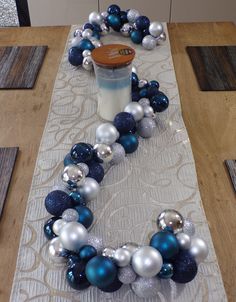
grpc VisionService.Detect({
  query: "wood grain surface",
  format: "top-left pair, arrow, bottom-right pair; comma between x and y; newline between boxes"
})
0,46 -> 47,89
225,160 -> 236,193
0,147 -> 18,217
187,45 -> 236,91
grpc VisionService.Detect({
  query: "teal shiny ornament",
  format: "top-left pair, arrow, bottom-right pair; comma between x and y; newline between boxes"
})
78,38 -> 95,51
158,263 -> 174,279
74,205 -> 94,229
117,134 -> 139,154
107,14 -> 121,31
130,30 -> 143,44
79,245 -> 97,262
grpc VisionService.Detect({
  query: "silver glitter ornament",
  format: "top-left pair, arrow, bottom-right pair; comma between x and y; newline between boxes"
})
132,66 -> 138,74
124,102 -> 144,122
100,23 -> 110,35
183,219 -> 195,236
62,208 -> 79,222
102,247 -> 116,259
114,248 -> 132,267
176,232 -> 191,250
87,234 -> 104,253
101,11 -> 108,19
189,237 -> 209,263
157,209 -> 184,234
82,28 -> 93,39
48,237 -> 67,263
127,9 -> 140,23
139,98 -> 150,107
142,35 -> 156,50
138,79 -> 148,88
82,56 -> 93,71
118,265 -> 137,284
88,11 -> 103,25
131,276 -> 161,298
143,105 -> 155,118
77,162 -> 89,176
74,28 -> 83,37
122,242 -> 140,255
78,177 -> 100,201
95,123 -> 119,145
110,143 -> 126,165
156,32 -> 166,45
59,221 -> 88,252
71,36 -> 82,48
93,143 -> 113,163
131,246 -> 163,277
137,117 -> 156,138
149,21 -> 164,38
52,219 -> 67,236
120,23 -> 133,37
62,164 -> 85,187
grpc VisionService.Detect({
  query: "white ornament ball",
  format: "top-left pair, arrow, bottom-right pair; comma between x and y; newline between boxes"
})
137,117 -> 156,138
127,9 -> 140,23
82,56 -> 93,71
124,102 -> 144,122
62,208 -> 79,222
52,219 -> 67,236
183,219 -> 195,236
149,21 -> 163,38
96,123 -> 119,145
93,143 -> 113,163
82,49 -> 92,58
189,237 -> 209,263
48,237 -> 67,263
82,28 -> 93,39
131,276 -> 161,298
118,265 -> 137,284
89,11 -> 103,25
78,177 -> 100,201
176,232 -> 191,250
110,143 -> 126,165
142,35 -> 156,50
114,248 -> 132,267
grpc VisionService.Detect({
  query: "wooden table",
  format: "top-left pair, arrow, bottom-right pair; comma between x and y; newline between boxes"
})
0,23 -> 235,302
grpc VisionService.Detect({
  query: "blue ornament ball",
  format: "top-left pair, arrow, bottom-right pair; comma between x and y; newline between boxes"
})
88,161 -> 104,183
67,253 -> 81,268
130,30 -> 143,44
120,11 -> 128,24
64,153 -> 77,166
150,231 -> 179,260
132,90 -> 141,102
113,112 -> 136,134
69,191 -> 86,206
68,47 -> 83,67
85,256 -> 118,287
171,251 -> 198,283
139,88 -> 148,98
70,142 -> 93,163
118,134 -> 139,154
158,263 -> 174,279
78,38 -> 95,51
93,24 -> 102,33
98,276 -> 122,292
143,28 -> 150,36
107,14 -> 121,31
107,4 -> 121,15
83,22 -> 94,30
74,205 -> 94,229
92,31 -> 100,40
135,16 -> 150,30
131,72 -> 139,87
147,85 -> 159,98
66,261 -> 91,290
44,217 -> 59,240
150,93 -> 169,112
45,190 -> 73,216
149,80 -> 160,89
79,245 -> 97,262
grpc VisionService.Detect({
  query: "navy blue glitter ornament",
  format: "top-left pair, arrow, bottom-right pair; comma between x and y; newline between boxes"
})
135,16 -> 150,30
79,245 -> 97,262
113,112 -> 136,134
66,261 -> 91,290
171,251 -> 198,284
130,30 -> 143,44
64,153 -> 77,166
120,11 -> 128,24
83,23 -> 94,30
68,47 -> 83,67
45,190 -> 73,216
132,90 -> 141,102
44,217 -> 59,240
107,4 -> 121,15
158,263 -> 174,279
78,38 -> 95,51
69,191 -> 86,206
70,142 -> 93,163
74,205 -> 94,229
118,134 -> 139,154
131,72 -> 139,87
150,93 -> 169,112
98,276 -> 122,292
107,14 -> 121,31
87,161 -> 104,183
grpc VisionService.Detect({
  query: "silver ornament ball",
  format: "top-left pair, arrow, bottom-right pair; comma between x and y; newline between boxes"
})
52,219 -> 67,236
82,49 -> 92,58
91,39 -> 103,48
118,265 -> 137,284
95,123 -> 119,145
62,164 -> 85,187
114,248 -> 132,267
82,56 -> 93,71
120,23 -> 133,37
183,218 -> 195,236
138,79 -> 148,88
93,143 -> 113,163
73,28 -> 83,37
62,208 -> 79,222
124,102 -> 144,122
176,232 -> 191,250
88,11 -> 103,25
156,32 -> 166,45
82,28 -> 93,39
100,23 -> 110,35
87,234 -> 104,253
137,117 -> 156,138
110,143 -> 126,165
101,11 -> 108,19
122,242 -> 140,255
127,9 -> 140,23
131,276 -> 161,298
143,105 -> 155,118
157,209 -> 184,233
142,35 -> 156,50
189,237 -> 209,263
71,36 -> 82,48
77,162 -> 89,176
102,247 -> 116,259
48,237 -> 67,263
78,177 -> 100,201
149,21 -> 164,38
139,98 -> 150,107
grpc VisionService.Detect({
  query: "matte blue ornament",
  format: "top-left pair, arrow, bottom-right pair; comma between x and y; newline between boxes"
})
150,231 -> 179,260
149,80 -> 160,89
113,112 -> 136,134
107,14 -> 121,31
135,16 -> 150,30
45,190 -> 73,216
83,22 -> 94,30
88,161 -> 104,183
120,11 -> 128,24
64,153 -> 77,166
67,253 -> 81,268
107,4 -> 121,15
147,85 -> 159,98
150,93 -> 169,112
158,263 -> 174,279
171,251 -> 198,283
66,261 -> 91,290
74,205 -> 94,229
98,276 -> 122,292
132,90 -> 141,102
139,88 -> 148,98
43,217 -> 59,240
79,245 -> 97,262
68,47 -> 83,67
78,38 -> 95,51
131,72 -> 139,87
69,191 -> 86,206
118,134 -> 139,154
130,30 -> 143,44
85,256 -> 118,287
70,142 -> 93,163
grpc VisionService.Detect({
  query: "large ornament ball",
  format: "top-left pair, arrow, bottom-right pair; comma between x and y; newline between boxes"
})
189,237 -> 209,263
127,9 -> 140,23
62,208 -> 79,222
52,219 -> 67,235
68,47 -> 83,67
107,4 -> 121,15
66,261 -> 91,290
82,56 -> 93,71
151,92 -> 169,112
120,23 -> 133,37
59,221 -> 88,252
74,205 -> 94,229
158,262 -> 174,279
70,142 -> 93,163
89,11 -> 103,25
176,232 -> 191,250
87,161 -> 104,183
137,117 -> 156,138
121,242 -> 140,254
78,38 -> 95,51
118,265 -> 137,284
157,209 -> 184,234
98,277 -> 122,292
183,219 -> 195,237
131,276 -> 161,298
93,143 -> 113,163
113,248 -> 132,267
78,177 -> 100,201
48,237 -> 68,263
107,14 -> 121,31
79,245 -> 97,262
110,143 -> 126,165
102,247 -> 116,259
130,30 -> 143,44
124,102 -> 144,121
62,164 -> 85,187
45,190 -> 73,216
149,21 -> 163,38
135,16 -> 150,30
118,134 -> 139,154
96,123 -> 119,145
150,231 -> 180,260
85,256 -> 118,287
142,35 -> 156,50
44,217 -> 60,240
131,246 -> 163,277
171,250 -> 198,283
87,235 -> 104,253
113,112 -> 136,134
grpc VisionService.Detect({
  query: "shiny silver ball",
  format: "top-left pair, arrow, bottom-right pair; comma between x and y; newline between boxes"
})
102,247 -> 116,259
91,39 -> 103,48
121,242 -> 140,255
118,265 -> 137,284
101,11 -> 108,19
82,28 -> 93,39
139,98 -> 150,107
78,177 -> 100,201
71,36 -> 82,48
132,246 -> 163,277
124,102 -> 144,122
73,28 -> 83,37
62,208 -> 79,222
142,35 -> 156,50
48,237 -> 67,263
88,11 -> 103,25
176,232 -> 191,250
95,123 -> 119,145
156,32 -> 166,45
114,248 -> 132,267
93,143 -> 113,163
52,219 -> 67,236
87,234 -> 104,253
131,276 -> 161,298
100,23 -> 110,35
157,209 -> 184,234
143,105 -> 155,118
137,117 -> 156,138
61,164 -> 85,187
149,21 -> 164,38
138,79 -> 148,89
82,56 -> 93,71
183,219 -> 195,236
127,9 -> 140,23
59,221 -> 88,252
77,163 -> 89,176
189,237 -> 209,263
82,49 -> 91,58
110,143 -> 126,165
120,23 -> 133,37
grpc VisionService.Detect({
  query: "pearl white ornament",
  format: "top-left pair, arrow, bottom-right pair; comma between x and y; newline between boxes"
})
95,123 -> 119,145
131,246 -> 163,277
143,105 -> 155,118
137,117 -> 156,138
176,232 -> 191,250
62,164 -> 85,187
71,36 -> 82,48
149,21 -> 163,38
131,276 -> 161,298
127,9 -> 140,23
82,28 -> 93,39
118,265 -> 137,284
77,163 -> 89,176
52,219 -> 67,236
88,11 -> 103,25
156,32 -> 166,45
59,221 -> 88,252
183,219 -> 195,236
62,208 -> 79,222
101,11 -> 108,19
120,23 -> 133,37
48,237 -> 67,263
110,143 -> 125,165
100,23 -> 110,35
132,66 -> 138,74
78,177 -> 100,201
102,247 -> 116,259
189,237 -> 209,263
138,79 -> 148,88
114,248 -> 132,267
82,56 -> 93,71
139,98 -> 150,107
93,143 -> 113,163
157,209 -> 184,233
87,234 -> 104,253
142,35 -> 156,50
124,102 -> 144,122
122,242 -> 140,255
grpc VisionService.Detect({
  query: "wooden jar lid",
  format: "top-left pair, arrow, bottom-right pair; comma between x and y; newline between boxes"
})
91,44 -> 135,68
